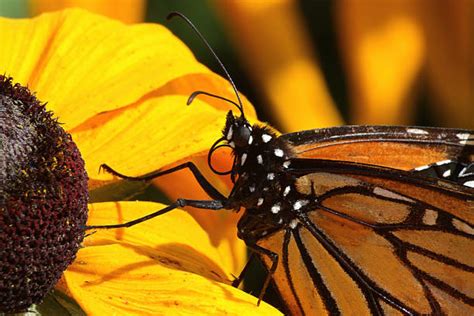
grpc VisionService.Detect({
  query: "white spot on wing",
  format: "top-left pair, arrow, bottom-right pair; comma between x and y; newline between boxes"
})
459,166 -> 474,177
422,209 -> 438,226
274,148 -> 284,157
464,180 -> 474,188
257,198 -> 264,206
436,159 -> 452,166
456,133 -> 474,145
373,187 -> 414,202
257,155 -> 263,165
283,161 -> 291,169
249,185 -> 255,193
267,173 -> 275,180
442,169 -> 451,178
452,218 -> 474,235
283,186 -> 291,197
262,134 -> 272,143
407,128 -> 429,135
229,141 -> 235,148
415,165 -> 430,171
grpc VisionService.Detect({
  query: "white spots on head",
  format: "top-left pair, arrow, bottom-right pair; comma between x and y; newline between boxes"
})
283,186 -> 291,197
226,126 -> 233,140
249,185 -> 255,193
407,128 -> 429,135
262,134 -> 272,143
257,198 -> 264,206
422,209 -> 438,226
283,161 -> 291,169
289,219 -> 299,229
267,173 -> 275,180
271,204 -> 281,214
274,148 -> 284,157
241,153 -> 247,166
415,164 -> 430,171
257,155 -> 263,165
228,141 -> 235,148
248,135 -> 253,145
373,187 -> 414,202
464,180 -> 474,188
436,159 -> 452,166
452,218 -> 474,235
442,169 -> 451,178
293,200 -> 309,210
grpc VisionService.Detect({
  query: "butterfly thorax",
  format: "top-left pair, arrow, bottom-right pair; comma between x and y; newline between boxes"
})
220,112 -> 317,241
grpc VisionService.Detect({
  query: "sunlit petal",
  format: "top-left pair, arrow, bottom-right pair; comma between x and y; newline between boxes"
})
0,8 -> 210,130
64,202 -> 280,315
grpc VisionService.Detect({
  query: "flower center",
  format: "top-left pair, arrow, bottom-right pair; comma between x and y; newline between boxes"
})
0,75 -> 89,313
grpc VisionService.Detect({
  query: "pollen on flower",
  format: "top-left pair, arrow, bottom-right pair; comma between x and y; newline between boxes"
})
0,75 -> 89,313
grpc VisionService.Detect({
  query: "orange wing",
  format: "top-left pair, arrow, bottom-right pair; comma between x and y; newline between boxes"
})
282,126 -> 473,170
257,161 -> 473,315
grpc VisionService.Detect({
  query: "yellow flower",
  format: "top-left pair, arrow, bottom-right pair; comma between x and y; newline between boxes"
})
0,8 -> 279,314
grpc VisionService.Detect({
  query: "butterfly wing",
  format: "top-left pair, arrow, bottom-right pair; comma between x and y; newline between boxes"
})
256,160 -> 473,315
281,126 -> 473,171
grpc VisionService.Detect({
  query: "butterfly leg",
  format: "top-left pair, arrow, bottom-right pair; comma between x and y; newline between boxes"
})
231,252 -> 257,288
100,162 -> 225,200
85,198 -> 225,230
244,243 -> 279,306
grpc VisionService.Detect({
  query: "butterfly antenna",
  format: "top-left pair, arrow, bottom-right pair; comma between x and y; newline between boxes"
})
167,12 -> 245,118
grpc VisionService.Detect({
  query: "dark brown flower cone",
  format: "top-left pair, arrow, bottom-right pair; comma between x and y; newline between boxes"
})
0,75 -> 89,313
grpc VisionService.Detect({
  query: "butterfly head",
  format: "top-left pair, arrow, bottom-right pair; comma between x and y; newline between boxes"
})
223,110 -> 253,149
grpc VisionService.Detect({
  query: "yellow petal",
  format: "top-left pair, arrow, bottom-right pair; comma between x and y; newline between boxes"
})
72,95 -> 230,183
0,9 -> 210,130
64,202 -> 280,315
30,0 -> 146,24
336,0 -> 425,124
214,0 -> 342,132
420,1 -> 474,128
0,12 -> 60,85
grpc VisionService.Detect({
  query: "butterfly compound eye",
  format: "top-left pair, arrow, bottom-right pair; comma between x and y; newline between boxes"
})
234,125 -> 251,147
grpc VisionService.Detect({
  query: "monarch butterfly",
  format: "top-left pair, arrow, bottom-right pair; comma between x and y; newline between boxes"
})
88,12 -> 474,315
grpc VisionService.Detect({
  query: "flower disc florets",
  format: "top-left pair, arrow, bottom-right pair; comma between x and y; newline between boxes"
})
0,75 -> 89,313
